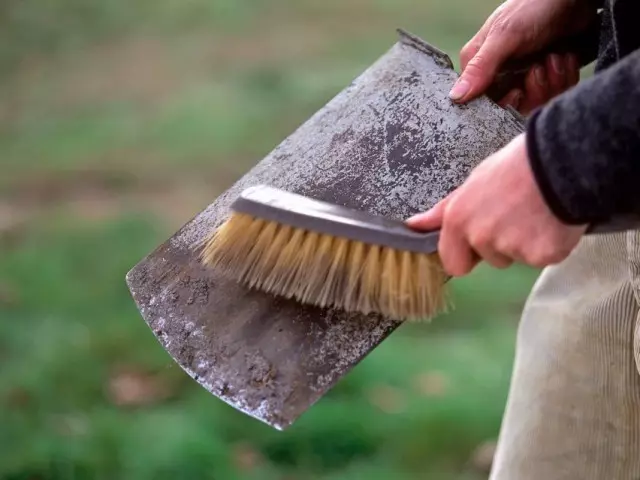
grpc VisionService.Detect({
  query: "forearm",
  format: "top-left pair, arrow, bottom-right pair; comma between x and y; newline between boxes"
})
526,47 -> 640,225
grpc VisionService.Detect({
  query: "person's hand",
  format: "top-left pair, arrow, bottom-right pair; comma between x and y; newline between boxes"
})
406,134 -> 588,276
450,0 -> 598,114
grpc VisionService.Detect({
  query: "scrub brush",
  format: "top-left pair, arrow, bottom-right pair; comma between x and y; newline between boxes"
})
200,185 -> 448,321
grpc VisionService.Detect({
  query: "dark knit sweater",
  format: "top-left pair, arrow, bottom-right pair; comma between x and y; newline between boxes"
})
527,0 -> 640,225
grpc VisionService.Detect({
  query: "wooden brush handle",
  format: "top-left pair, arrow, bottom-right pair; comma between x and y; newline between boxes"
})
486,24 -> 600,101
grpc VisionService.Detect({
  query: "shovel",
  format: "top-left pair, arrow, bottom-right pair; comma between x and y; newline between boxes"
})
125,29 -> 528,430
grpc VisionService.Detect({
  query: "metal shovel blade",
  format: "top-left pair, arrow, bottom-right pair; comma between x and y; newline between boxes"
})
125,29 -> 524,431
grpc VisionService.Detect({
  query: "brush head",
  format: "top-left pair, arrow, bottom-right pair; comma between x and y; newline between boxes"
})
200,185 -> 449,321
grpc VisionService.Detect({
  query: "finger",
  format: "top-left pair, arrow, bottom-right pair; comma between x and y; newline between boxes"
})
437,207 -> 479,277
493,225 -> 536,265
405,196 -> 452,231
460,40 -> 481,73
460,33 -> 488,72
459,9 -> 499,70
438,227 -> 479,277
546,54 -> 567,96
565,53 -> 580,87
467,226 -> 514,269
497,88 -> 523,110
472,246 -> 514,269
518,65 -> 549,115
450,34 -> 520,104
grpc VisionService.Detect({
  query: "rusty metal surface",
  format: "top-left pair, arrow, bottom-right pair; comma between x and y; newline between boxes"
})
126,29 -> 525,430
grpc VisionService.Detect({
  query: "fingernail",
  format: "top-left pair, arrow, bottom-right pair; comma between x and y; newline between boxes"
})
534,66 -> 546,86
449,79 -> 470,101
550,54 -> 564,74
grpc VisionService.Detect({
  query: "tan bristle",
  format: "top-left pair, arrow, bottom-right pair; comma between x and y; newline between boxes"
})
299,234 -> 334,305
399,251 -> 414,318
200,213 -> 449,321
288,231 -> 321,300
261,228 -> 306,295
379,248 -> 397,318
357,245 -> 381,315
201,214 -> 266,273
343,241 -> 366,307
248,225 -> 293,289
241,220 -> 278,284
317,238 -> 349,308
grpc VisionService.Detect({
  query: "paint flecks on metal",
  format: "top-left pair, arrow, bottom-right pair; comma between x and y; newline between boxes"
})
125,29 -> 525,430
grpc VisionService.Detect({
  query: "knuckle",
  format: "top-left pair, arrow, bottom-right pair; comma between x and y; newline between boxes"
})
443,203 -> 463,230
490,18 -> 511,36
460,42 -> 479,65
495,236 -> 519,256
465,54 -> 489,74
469,231 -> 491,250
490,11 -> 526,37
524,253 -> 547,269
525,245 -> 563,268
489,12 -> 520,37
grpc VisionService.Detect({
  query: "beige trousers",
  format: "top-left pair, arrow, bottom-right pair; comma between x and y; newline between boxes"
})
490,232 -> 640,479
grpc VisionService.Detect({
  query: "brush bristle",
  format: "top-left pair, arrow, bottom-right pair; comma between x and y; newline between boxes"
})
200,213 -> 449,321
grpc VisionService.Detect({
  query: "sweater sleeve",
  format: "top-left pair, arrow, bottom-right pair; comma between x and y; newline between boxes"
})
525,47 -> 640,225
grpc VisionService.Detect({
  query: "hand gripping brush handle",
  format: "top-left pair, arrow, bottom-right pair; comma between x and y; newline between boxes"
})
202,185 -> 640,322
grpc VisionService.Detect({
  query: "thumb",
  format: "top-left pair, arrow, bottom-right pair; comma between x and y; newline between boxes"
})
405,197 -> 450,231
450,35 -> 517,103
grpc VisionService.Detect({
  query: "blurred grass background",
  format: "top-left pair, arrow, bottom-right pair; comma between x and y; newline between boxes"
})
0,0 -> 546,478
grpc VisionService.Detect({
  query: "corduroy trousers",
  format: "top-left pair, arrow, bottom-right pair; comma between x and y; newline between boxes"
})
490,232 -> 640,479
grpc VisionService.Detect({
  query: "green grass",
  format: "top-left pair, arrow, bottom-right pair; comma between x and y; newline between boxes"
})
1,215 -> 536,479
0,0 -> 540,478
